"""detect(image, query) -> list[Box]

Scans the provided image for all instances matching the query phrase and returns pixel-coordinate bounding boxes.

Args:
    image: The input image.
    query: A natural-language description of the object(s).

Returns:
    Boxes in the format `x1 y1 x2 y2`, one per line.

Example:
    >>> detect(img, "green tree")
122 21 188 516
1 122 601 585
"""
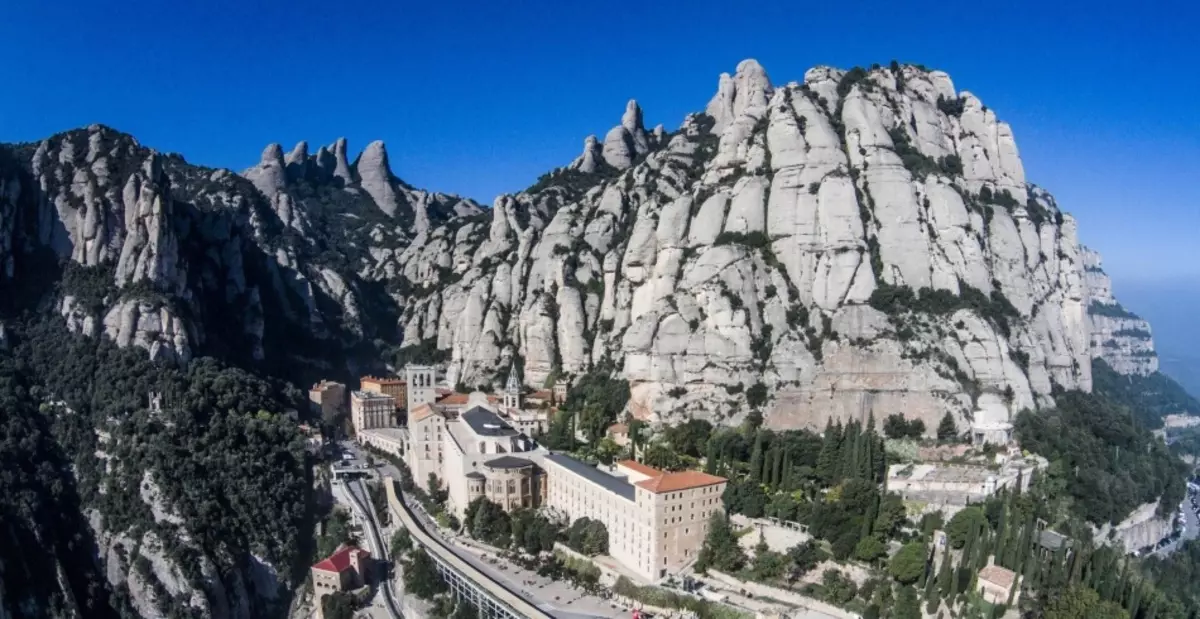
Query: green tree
665 418 713 458
1045 586 1130 619
946 506 986 549
787 540 826 581
696 512 747 573
578 402 614 445
893 585 921 619
937 412 958 442
888 542 928 584
820 569 858 605
752 548 788 581
749 430 766 483
321 591 356 619
390 528 413 558
854 536 887 563
451 599 478 619
403 548 446 599
874 493 908 540
465 497 511 547
817 420 845 485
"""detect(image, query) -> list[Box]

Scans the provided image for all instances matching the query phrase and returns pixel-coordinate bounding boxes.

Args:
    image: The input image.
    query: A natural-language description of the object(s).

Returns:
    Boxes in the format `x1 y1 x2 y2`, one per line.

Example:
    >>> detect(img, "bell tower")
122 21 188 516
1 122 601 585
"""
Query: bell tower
503 364 522 410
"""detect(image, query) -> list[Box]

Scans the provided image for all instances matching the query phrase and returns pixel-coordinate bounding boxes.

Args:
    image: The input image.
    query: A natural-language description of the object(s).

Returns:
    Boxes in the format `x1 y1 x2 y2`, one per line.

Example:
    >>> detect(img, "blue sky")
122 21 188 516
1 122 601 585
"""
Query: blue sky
1 0 1196 283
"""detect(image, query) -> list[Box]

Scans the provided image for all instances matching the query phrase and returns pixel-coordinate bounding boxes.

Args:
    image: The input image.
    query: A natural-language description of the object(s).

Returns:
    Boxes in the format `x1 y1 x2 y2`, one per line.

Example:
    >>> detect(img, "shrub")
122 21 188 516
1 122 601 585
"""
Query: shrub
937 95 965 117
746 382 769 408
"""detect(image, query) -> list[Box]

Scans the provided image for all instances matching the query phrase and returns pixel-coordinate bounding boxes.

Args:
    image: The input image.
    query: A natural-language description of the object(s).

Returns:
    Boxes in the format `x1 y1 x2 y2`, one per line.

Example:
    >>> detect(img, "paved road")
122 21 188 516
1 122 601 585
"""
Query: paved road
340 478 405 619
1155 486 1200 557
344 442 623 619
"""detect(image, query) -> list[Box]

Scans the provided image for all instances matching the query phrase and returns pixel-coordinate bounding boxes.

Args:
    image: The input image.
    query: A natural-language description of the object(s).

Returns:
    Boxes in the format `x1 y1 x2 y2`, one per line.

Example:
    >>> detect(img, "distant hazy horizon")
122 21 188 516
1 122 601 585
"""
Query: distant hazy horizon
1121 279 1200 399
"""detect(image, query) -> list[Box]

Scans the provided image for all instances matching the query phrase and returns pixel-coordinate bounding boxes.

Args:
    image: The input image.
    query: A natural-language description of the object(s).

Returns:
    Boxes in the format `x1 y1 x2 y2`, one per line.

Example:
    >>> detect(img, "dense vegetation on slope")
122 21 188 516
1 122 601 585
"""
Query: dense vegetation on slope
0 260 314 618
0 357 122 619
1015 389 1185 524
1092 359 1200 429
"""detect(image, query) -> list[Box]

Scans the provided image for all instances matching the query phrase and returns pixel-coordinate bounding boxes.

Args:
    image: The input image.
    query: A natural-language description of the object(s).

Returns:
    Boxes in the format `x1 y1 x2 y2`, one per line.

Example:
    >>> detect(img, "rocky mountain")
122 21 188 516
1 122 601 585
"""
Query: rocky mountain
0 57 1194 619
1082 247 1158 375
0 59 1177 439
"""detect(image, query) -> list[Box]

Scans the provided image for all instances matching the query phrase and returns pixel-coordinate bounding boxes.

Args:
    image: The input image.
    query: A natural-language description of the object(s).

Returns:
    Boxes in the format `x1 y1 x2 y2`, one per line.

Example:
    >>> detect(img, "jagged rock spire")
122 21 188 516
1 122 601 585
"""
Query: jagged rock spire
330 138 353 185
285 141 309 182
706 58 773 132
602 99 650 170
355 140 400 218
243 143 287 197
569 135 603 173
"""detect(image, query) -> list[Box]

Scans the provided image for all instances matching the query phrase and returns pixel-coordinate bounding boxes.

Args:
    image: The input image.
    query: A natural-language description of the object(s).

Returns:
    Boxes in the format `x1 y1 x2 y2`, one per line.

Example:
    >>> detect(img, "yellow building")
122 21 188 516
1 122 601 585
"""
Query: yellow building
360 376 406 410
543 457 726 581
351 390 395 433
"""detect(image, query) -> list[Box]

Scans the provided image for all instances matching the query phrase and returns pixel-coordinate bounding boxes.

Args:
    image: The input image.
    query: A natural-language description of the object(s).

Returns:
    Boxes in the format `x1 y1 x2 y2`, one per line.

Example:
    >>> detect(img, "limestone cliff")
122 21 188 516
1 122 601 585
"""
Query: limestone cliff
1082 246 1158 375
0 61 1169 435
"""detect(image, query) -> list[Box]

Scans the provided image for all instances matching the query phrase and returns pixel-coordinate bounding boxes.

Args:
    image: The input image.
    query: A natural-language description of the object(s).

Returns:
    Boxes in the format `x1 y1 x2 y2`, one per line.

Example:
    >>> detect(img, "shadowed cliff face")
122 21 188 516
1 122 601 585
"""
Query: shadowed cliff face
0 61 1167 436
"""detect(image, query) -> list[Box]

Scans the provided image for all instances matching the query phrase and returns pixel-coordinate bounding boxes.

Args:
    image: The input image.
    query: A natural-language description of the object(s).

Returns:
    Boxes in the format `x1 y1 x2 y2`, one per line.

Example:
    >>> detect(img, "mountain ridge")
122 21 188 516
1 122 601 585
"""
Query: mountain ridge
0 60 1186 433
1 57 1196 619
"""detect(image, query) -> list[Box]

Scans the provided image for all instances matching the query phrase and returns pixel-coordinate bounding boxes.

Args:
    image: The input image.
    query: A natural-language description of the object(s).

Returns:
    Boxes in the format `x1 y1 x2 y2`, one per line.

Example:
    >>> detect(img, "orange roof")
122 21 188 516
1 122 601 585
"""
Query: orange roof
616 460 662 477
530 389 553 400
635 470 727 494
437 393 469 405
313 546 368 573
409 404 437 422
978 565 1017 590
607 423 629 436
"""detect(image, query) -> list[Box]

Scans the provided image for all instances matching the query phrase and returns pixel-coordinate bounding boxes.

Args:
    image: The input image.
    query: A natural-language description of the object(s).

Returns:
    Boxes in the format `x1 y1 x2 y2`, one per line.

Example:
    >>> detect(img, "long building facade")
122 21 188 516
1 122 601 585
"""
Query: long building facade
542 457 725 581
351 390 395 432
360 364 726 583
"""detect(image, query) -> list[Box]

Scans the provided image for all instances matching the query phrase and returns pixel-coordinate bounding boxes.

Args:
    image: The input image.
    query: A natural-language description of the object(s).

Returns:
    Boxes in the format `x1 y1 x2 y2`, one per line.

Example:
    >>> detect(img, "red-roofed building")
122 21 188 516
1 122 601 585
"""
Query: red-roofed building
311 545 370 600
544 454 727 581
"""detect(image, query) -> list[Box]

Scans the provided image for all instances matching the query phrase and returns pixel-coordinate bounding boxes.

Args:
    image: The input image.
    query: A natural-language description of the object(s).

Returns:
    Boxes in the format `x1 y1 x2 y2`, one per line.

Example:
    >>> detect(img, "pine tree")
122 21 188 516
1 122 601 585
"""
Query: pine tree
937 412 958 442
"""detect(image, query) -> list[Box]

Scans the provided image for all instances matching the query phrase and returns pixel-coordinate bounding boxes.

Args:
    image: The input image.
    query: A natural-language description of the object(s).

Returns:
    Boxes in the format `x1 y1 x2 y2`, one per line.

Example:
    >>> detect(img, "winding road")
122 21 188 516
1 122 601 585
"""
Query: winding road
340 478 404 619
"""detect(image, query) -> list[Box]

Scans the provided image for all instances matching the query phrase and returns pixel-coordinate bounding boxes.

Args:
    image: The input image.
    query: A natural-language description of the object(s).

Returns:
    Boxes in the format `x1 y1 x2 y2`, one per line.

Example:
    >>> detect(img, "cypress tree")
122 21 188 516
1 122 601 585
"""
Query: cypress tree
817 420 840 484
1126 581 1143 619
840 421 859 479
781 453 793 491
924 560 940 613
749 430 765 483
705 440 718 474
937 542 953 599
771 447 783 489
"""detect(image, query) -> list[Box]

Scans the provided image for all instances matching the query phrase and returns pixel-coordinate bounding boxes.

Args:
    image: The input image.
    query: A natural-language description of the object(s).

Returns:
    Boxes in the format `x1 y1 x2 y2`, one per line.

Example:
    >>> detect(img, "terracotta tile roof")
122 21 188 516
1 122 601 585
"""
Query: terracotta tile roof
607 423 629 436
530 390 553 400
616 460 661 477
635 470 727 494
409 404 436 422
437 393 469 406
312 546 368 573
978 564 1017 590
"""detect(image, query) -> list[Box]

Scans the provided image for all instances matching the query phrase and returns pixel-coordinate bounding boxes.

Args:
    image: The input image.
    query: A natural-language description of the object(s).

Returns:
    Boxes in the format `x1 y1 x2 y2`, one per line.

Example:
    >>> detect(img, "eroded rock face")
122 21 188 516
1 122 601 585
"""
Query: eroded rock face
1082 246 1158 375
0 61 1161 437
